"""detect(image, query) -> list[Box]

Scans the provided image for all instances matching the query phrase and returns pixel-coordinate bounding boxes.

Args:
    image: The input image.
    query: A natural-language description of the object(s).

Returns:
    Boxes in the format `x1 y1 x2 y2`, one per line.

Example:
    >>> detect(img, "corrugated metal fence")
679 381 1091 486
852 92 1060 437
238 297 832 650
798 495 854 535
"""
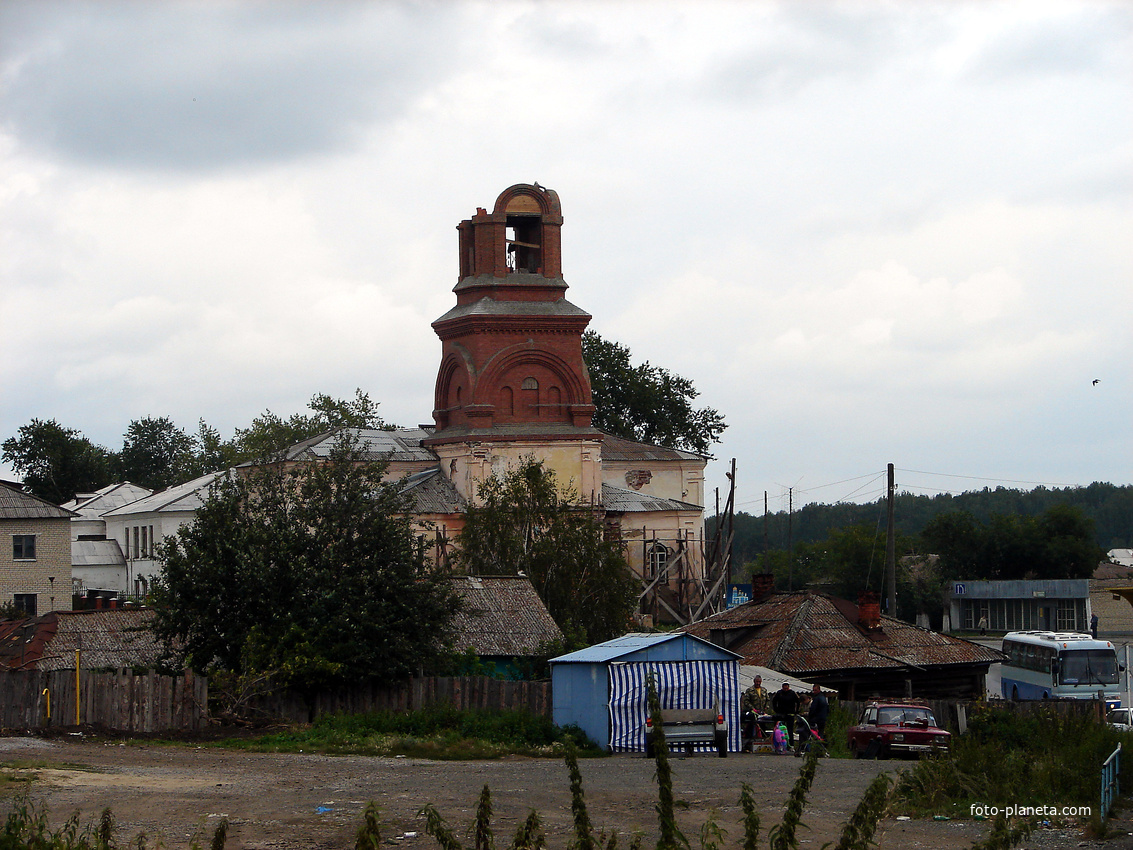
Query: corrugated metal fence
0 669 206 733
253 676 553 723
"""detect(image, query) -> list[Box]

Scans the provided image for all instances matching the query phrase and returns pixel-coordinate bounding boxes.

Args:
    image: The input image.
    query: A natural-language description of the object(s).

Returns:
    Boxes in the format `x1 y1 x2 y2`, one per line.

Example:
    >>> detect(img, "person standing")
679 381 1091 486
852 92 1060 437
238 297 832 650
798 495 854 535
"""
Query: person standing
807 683 829 737
1091 613 1099 639
770 682 801 748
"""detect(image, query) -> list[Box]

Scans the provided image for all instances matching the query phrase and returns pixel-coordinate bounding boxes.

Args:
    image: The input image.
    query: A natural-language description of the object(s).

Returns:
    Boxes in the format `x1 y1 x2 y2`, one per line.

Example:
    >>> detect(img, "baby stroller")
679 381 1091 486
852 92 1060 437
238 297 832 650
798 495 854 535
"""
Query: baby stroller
792 716 826 757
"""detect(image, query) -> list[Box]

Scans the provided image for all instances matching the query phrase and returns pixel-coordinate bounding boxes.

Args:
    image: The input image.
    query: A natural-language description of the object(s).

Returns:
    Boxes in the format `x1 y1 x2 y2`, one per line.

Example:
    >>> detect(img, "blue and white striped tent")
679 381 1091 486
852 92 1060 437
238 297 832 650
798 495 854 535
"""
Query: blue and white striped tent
550 633 741 753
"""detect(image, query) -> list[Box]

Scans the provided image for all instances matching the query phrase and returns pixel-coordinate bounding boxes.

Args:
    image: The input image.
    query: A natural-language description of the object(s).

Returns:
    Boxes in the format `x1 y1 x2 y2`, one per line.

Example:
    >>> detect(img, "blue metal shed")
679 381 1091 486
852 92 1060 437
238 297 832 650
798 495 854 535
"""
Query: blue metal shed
550 632 741 753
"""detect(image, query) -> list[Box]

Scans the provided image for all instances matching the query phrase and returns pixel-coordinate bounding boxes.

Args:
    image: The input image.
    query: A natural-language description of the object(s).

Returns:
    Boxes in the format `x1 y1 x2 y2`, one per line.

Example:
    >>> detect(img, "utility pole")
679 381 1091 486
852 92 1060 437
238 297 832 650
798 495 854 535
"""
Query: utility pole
762 491 769 577
788 487 793 591
886 463 896 618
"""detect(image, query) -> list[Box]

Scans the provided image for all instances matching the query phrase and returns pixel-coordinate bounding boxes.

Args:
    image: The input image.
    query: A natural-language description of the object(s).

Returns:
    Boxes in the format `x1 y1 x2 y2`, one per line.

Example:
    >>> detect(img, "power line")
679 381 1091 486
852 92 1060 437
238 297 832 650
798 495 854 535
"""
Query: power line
894 468 1077 489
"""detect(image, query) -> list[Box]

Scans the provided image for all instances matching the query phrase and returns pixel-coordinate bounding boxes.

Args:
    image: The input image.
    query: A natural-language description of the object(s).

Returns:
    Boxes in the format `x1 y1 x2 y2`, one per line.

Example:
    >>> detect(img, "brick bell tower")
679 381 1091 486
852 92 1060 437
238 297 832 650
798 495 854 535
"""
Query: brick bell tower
427 183 601 502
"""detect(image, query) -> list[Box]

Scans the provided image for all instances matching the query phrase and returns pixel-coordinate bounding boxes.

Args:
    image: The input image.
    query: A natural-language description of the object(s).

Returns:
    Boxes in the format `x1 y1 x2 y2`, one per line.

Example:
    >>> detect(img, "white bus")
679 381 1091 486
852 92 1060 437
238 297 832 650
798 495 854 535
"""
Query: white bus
1000 631 1121 709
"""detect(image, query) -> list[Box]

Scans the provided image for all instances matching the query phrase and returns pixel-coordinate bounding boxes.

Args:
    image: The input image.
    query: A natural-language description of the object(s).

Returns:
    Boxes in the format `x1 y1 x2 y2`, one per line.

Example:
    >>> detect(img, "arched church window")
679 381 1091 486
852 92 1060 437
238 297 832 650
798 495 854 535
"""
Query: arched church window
521 377 538 390
501 386 514 415
648 541 669 578
506 213 541 274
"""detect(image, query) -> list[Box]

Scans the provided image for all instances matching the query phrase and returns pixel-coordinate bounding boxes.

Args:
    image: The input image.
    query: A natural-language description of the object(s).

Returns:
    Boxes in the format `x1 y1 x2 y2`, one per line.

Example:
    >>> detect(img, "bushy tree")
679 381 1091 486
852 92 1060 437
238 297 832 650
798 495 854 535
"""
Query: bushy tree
150 436 459 694
582 331 725 455
921 505 1105 581
1 419 115 503
116 416 197 490
230 388 391 463
454 459 636 648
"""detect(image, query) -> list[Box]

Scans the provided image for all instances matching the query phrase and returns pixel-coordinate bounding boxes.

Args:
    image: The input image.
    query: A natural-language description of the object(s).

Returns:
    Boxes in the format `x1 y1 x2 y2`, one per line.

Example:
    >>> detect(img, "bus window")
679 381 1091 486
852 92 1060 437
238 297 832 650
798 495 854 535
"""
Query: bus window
1059 650 1120 685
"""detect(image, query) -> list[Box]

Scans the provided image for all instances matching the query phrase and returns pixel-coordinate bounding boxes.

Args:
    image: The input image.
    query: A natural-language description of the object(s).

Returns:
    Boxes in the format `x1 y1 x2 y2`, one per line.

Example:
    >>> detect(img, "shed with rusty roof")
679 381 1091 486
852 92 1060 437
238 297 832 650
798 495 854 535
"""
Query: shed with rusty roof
682 589 1004 700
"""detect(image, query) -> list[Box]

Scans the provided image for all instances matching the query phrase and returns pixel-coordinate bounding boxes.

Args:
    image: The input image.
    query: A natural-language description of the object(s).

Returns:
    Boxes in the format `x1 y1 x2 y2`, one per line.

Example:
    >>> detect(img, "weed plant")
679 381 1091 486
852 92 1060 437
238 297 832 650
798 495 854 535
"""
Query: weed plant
218 705 600 758
0 794 228 849
893 704 1133 818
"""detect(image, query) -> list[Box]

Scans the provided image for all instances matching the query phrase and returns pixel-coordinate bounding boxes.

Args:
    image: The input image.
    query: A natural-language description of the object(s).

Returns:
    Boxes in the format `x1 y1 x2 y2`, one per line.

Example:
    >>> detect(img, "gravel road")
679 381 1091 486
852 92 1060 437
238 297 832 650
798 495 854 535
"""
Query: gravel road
0 736 1121 849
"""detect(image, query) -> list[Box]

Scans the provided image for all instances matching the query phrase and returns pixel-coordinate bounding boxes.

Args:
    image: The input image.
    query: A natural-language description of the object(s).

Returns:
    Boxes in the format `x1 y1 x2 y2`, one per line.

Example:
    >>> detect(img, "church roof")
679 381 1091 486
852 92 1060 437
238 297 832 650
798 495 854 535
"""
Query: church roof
599 432 705 462
400 468 466 514
602 484 702 513
279 428 436 463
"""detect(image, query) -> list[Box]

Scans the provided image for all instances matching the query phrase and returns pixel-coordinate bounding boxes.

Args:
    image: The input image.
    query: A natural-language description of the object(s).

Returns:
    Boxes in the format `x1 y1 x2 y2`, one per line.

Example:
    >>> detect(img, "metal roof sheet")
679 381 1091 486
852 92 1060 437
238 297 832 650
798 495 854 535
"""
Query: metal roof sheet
0 483 76 519
599 433 705 462
601 484 702 513
102 472 222 517
285 428 437 463
400 468 466 514
72 539 126 567
0 609 165 672
61 483 153 519
550 631 739 664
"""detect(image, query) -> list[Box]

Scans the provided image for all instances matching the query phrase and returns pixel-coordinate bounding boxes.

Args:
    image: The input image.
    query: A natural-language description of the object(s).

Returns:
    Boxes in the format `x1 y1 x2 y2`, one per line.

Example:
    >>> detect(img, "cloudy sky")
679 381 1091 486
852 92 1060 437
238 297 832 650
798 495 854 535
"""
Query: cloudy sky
2 0 1130 514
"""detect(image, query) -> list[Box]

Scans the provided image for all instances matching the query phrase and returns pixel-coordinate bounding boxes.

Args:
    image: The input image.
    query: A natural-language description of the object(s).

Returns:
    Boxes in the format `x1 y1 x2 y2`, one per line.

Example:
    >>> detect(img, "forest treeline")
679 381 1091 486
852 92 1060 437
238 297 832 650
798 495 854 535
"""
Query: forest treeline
715 481 1132 567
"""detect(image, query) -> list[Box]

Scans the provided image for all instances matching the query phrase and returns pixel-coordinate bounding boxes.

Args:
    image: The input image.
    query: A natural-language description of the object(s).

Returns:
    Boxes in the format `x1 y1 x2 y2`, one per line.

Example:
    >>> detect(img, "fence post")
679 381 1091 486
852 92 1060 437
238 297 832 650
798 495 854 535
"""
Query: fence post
1102 742 1121 823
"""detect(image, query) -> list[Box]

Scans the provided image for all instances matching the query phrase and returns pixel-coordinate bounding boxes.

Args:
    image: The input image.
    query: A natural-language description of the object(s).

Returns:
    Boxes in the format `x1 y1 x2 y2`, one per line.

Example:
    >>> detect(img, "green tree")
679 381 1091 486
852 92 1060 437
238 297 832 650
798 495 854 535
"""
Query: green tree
1 418 115 503
582 331 725 455
150 436 459 695
230 388 391 462
116 416 197 490
454 458 637 648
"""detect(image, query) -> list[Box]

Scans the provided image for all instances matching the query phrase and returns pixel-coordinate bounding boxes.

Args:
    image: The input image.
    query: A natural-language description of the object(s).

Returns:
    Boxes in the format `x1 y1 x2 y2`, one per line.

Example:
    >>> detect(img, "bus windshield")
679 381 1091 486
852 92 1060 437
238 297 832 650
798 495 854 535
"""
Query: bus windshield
1059 649 1119 685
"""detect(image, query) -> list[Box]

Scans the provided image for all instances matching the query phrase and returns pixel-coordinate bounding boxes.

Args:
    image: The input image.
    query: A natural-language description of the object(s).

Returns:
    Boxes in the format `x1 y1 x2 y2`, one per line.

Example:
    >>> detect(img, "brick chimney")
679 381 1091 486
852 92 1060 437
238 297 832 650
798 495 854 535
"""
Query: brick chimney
858 591 882 630
751 573 775 602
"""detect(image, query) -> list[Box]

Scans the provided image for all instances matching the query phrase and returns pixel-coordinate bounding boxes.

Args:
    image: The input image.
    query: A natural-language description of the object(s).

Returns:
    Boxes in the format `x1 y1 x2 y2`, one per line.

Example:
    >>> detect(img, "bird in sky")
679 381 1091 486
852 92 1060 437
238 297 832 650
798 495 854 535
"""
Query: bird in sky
1093 379 1101 386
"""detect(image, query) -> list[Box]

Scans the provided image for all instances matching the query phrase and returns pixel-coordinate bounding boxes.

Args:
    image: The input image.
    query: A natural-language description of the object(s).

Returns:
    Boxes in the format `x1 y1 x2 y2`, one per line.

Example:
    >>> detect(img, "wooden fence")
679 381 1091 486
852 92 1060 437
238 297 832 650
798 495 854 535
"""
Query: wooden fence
0 669 207 733
250 676 554 724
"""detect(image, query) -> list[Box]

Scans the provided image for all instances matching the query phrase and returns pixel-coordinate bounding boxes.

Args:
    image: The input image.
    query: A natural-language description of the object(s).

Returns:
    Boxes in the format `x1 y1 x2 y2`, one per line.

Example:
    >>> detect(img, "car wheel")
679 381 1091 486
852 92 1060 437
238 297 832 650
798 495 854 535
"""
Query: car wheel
864 739 882 760
1011 686 1019 701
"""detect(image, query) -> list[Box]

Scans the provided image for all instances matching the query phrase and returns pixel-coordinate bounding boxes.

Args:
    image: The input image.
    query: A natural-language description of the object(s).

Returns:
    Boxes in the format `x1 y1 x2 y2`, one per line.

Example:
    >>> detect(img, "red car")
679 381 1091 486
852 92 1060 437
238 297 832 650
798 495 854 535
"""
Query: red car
848 702 950 759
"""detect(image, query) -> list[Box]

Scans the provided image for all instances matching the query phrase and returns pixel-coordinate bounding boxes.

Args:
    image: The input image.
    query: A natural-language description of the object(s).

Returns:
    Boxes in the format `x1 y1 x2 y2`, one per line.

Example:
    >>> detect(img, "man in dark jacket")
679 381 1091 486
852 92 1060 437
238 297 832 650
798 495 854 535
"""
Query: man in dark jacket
807 684 829 736
770 682 801 747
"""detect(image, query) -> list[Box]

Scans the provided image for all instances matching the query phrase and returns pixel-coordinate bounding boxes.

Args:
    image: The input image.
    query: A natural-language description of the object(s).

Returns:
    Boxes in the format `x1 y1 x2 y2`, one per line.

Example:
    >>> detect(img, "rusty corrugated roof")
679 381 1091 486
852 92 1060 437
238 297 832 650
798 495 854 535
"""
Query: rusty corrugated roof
682 591 1004 676
450 576 563 657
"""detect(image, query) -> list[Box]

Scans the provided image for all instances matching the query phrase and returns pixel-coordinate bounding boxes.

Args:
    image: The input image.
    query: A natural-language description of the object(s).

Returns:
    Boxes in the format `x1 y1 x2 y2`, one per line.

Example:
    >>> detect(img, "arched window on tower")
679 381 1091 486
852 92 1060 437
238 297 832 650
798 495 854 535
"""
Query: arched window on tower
501 386 514 416
506 214 541 273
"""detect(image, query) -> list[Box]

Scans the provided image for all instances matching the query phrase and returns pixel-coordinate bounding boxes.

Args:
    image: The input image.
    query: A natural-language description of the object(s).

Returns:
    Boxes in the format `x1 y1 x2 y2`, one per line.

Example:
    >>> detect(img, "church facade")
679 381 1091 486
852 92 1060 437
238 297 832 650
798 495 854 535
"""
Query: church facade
98 184 719 624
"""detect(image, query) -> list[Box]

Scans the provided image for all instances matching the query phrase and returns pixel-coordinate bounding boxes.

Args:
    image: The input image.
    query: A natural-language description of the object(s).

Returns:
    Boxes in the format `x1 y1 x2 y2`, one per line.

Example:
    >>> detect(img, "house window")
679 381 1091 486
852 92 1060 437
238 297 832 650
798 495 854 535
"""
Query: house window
132 527 139 559
13 594 36 616
648 541 669 578
12 535 36 560
141 526 148 558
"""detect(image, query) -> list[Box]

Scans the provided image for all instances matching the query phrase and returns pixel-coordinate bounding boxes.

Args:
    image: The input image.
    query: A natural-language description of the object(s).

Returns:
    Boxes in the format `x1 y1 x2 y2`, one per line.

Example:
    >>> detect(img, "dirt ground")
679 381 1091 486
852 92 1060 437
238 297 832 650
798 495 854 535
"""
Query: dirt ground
1 735 1129 849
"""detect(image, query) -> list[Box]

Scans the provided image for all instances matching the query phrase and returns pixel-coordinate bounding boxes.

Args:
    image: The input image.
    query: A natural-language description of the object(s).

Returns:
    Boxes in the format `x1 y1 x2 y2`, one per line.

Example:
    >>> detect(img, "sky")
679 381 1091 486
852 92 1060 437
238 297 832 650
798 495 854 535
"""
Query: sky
2 0 1130 516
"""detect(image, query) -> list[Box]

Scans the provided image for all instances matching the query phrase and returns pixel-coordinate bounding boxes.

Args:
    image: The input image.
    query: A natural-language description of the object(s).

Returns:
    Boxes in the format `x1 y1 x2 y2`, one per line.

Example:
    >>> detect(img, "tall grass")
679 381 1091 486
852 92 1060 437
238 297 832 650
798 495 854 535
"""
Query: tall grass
218 705 600 758
893 704 1133 818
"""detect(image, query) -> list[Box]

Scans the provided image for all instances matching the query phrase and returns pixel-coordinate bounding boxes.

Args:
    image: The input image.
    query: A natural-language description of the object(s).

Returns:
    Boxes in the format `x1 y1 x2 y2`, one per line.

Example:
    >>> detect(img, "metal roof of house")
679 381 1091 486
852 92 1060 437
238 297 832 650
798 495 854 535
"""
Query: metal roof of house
102 472 222 517
0 609 165 672
0 483 76 520
400 468 466 514
681 591 1004 676
601 483 702 513
72 539 126 567
550 631 739 664
61 483 153 519
450 575 563 656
